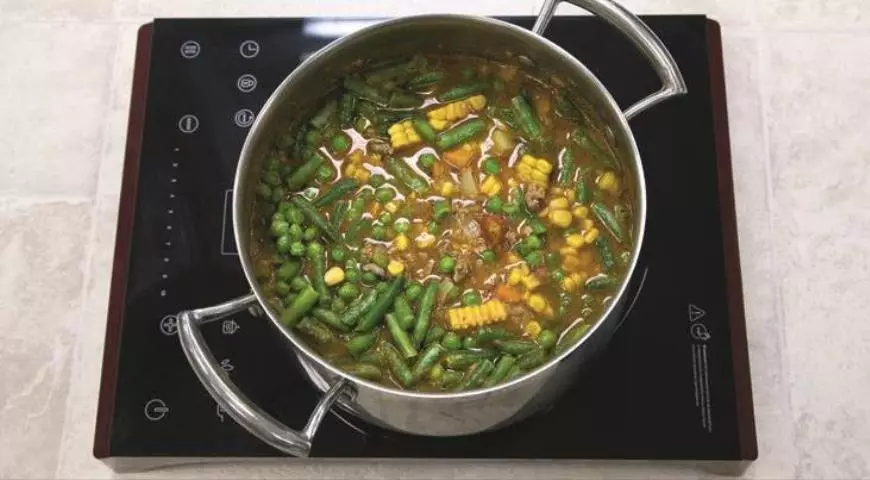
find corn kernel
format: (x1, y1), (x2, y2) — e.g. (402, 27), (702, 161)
(551, 187), (564, 196)
(562, 276), (578, 292)
(563, 254), (582, 272)
(549, 209), (573, 228)
(577, 249), (595, 268)
(508, 268), (523, 286)
(565, 234), (585, 248)
(394, 234), (410, 251)
(524, 321), (542, 339)
(531, 170), (549, 183)
(565, 189), (576, 202)
(519, 264), (530, 275)
(560, 246), (578, 257)
(573, 206), (589, 219)
(439, 181), (456, 197)
(324, 267), (345, 286)
(480, 176), (502, 197)
(535, 159), (553, 173)
(430, 118), (449, 131)
(527, 294), (547, 313)
(583, 218), (595, 231)
(467, 94), (487, 111)
(584, 228), (600, 244)
(597, 171), (618, 193)
(521, 275), (541, 291)
(384, 201), (399, 214)
(549, 197), (570, 209)
(387, 260), (405, 276)
(415, 232), (436, 249)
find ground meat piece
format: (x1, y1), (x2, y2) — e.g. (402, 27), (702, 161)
(417, 258), (435, 278)
(368, 138), (393, 155)
(508, 304), (534, 324)
(453, 256), (472, 283)
(502, 229), (519, 251)
(525, 184), (546, 212)
(480, 215), (505, 246)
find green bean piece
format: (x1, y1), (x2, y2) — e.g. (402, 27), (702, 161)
(263, 170), (282, 187)
(304, 129), (322, 147)
(586, 274), (617, 291)
(279, 285), (319, 328)
(344, 76), (389, 105)
(308, 245), (330, 303)
(339, 289), (379, 327)
(412, 117), (437, 142)
(355, 277), (405, 333)
(384, 156), (429, 194)
(338, 93), (357, 127)
(510, 95), (542, 140)
(296, 317), (334, 344)
(386, 313), (418, 359)
(290, 196), (339, 243)
(388, 91), (423, 108)
(407, 71), (444, 90)
(346, 331), (378, 356)
(411, 343), (444, 383)
(494, 340), (538, 355)
(344, 191), (373, 239)
(460, 290), (482, 307)
(289, 277), (309, 292)
(312, 179), (359, 208)
(593, 237), (617, 273)
(381, 342), (414, 388)
(275, 280), (291, 296)
(441, 332), (462, 351)
(462, 336), (478, 350)
(435, 118), (486, 150)
(341, 363), (382, 381)
(411, 280), (438, 348)
(557, 147), (576, 186)
(285, 151), (325, 191)
(424, 325), (446, 346)
(309, 100), (337, 128)
(515, 348), (547, 370)
(440, 370), (463, 389)
(393, 296), (415, 330)
(575, 173), (590, 204)
(591, 201), (626, 244)
(418, 152), (438, 172)
(503, 364), (523, 382)
(454, 359), (494, 391)
(553, 323), (592, 356)
(331, 297), (347, 312)
(537, 330), (558, 350)
(311, 307), (350, 332)
(443, 350), (491, 370)
(488, 106), (518, 130)
(483, 355), (517, 387)
(428, 364), (444, 382)
(357, 349), (382, 366)
(365, 60), (417, 84)
(437, 82), (486, 102)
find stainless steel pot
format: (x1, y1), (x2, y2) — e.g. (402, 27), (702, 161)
(177, 0), (686, 457)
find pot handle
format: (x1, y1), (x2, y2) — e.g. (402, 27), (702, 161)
(177, 294), (354, 457)
(532, 0), (687, 120)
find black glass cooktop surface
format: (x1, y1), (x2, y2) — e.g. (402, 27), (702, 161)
(95, 15), (756, 463)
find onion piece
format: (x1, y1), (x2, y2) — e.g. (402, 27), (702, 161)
(460, 169), (478, 197)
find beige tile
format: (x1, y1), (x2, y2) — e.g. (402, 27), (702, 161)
(720, 34), (797, 477)
(97, 24), (142, 198)
(0, 23), (116, 197)
(553, 0), (755, 29)
(0, 0), (112, 20)
(55, 196), (120, 480)
(0, 199), (92, 479)
(764, 32), (870, 479)
(760, 0), (870, 31)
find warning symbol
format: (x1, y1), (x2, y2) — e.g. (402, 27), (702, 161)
(688, 304), (706, 322)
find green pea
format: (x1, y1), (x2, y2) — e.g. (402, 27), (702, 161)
(290, 277), (309, 291)
(378, 212), (394, 225)
(461, 290), (482, 306)
(270, 220), (290, 237)
(525, 235), (542, 249)
(277, 200), (293, 214)
(427, 221), (439, 234)
(525, 251), (544, 268)
(405, 282), (423, 302)
(256, 183), (272, 199)
(286, 206), (304, 225)
(276, 235), (293, 253)
(339, 283), (360, 300)
(375, 187), (396, 204)
(290, 242), (306, 257)
(369, 174), (386, 188)
(502, 204), (519, 215)
(331, 297), (347, 312)
(481, 157), (501, 175)
(438, 256), (456, 273)
(265, 156), (281, 170)
(375, 282), (388, 293)
(484, 197), (503, 213)
(275, 280), (291, 296)
(263, 170), (282, 186)
(331, 247), (346, 263)
(429, 363), (444, 382)
(393, 219), (410, 233)
(551, 269), (566, 282)
(418, 153), (438, 171)
(433, 199), (451, 220)
(305, 129), (321, 145)
(372, 249), (390, 268)
(345, 268), (360, 283)
(538, 330), (557, 350)
(361, 271), (378, 285)
(303, 226), (318, 241)
(307, 241), (324, 258)
(372, 225), (387, 241)
(271, 186), (285, 203)
(480, 249), (496, 263)
(331, 133), (350, 153)
(316, 165), (335, 182)
(441, 332), (462, 350)
(462, 336), (477, 349)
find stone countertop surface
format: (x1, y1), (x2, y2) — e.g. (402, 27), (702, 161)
(1, 0), (868, 478)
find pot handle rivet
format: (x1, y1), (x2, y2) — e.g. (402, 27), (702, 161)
(532, 0), (687, 119)
(177, 294), (355, 457)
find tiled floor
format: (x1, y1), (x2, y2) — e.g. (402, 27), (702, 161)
(0, 0), (868, 478)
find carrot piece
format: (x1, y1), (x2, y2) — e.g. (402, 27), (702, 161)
(495, 284), (524, 303)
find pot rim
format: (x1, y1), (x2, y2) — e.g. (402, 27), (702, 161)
(234, 13), (647, 400)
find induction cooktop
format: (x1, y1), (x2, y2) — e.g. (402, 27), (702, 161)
(94, 15), (756, 471)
